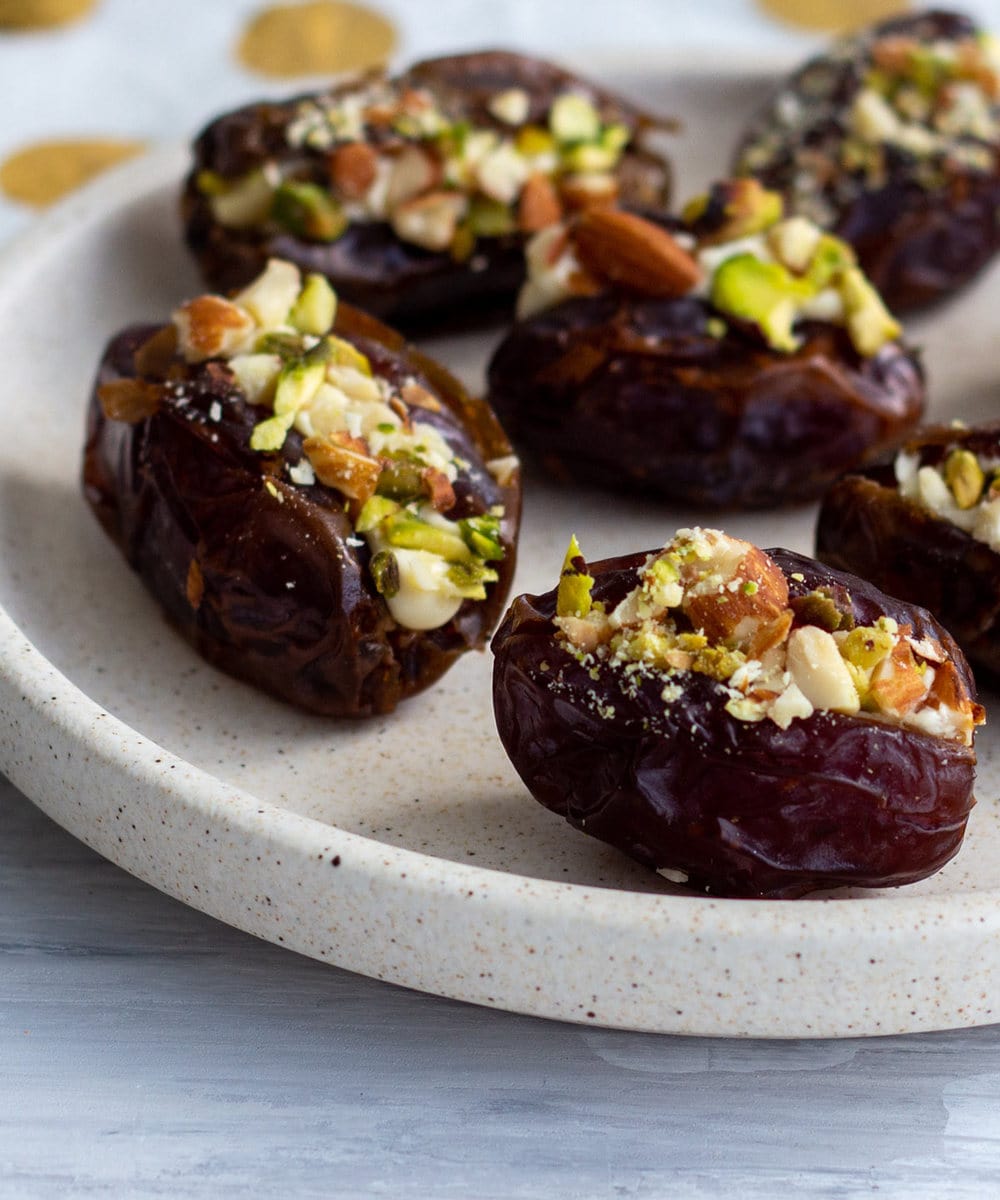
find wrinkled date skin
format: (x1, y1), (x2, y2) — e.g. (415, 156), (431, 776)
(82, 305), (521, 718)
(486, 294), (924, 508)
(733, 11), (1000, 313)
(817, 422), (1000, 677)
(492, 549), (977, 898)
(181, 51), (672, 331)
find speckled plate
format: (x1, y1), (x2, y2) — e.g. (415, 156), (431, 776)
(3, 67), (1000, 1039)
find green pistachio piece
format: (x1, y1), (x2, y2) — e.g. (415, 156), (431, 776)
(944, 448), (986, 509)
(249, 413), (294, 453)
(356, 495), (401, 533)
(515, 125), (556, 157)
(376, 459), (426, 503)
(205, 168), (276, 228)
(556, 534), (595, 619)
(839, 266), (901, 357)
(549, 92), (601, 143)
(840, 624), (894, 672)
(459, 513), (505, 561)
(382, 512), (471, 562)
(710, 253), (813, 353)
(790, 587), (854, 633)
(369, 550), (401, 598)
(326, 335), (372, 375)
(289, 273), (338, 335)
(256, 331), (308, 359)
(467, 197), (517, 237)
(271, 181), (348, 241)
(804, 234), (856, 291)
(446, 560), (500, 599)
(273, 358), (326, 418)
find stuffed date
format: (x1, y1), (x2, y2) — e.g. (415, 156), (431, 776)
(733, 9), (1000, 313)
(486, 181), (924, 508)
(181, 50), (673, 330)
(817, 421), (1000, 676)
(82, 259), (520, 717)
(492, 527), (982, 898)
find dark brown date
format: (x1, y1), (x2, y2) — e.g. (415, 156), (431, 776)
(82, 304), (520, 718)
(492, 548), (977, 898)
(181, 51), (673, 332)
(486, 294), (924, 508)
(733, 11), (1000, 313)
(817, 422), (1000, 676)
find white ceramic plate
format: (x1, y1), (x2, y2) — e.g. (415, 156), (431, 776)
(3, 68), (1000, 1039)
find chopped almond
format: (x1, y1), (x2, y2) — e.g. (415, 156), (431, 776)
(303, 432), (381, 502)
(518, 173), (563, 232)
(132, 324), (178, 377)
(869, 640), (930, 715)
(421, 467), (456, 512)
(390, 190), (466, 252)
(385, 145), (440, 210)
(328, 142), (379, 199)
(98, 378), (163, 423)
(401, 379), (442, 413)
(173, 295), (255, 362)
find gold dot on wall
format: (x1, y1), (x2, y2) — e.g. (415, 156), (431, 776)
(237, 1), (397, 78)
(0, 0), (98, 29)
(0, 139), (146, 207)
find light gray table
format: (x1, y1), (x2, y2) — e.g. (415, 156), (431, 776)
(3, 772), (1000, 1199)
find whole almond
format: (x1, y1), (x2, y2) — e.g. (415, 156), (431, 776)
(572, 209), (701, 297)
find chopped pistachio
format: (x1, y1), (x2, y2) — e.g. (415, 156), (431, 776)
(549, 92), (601, 143)
(943, 448), (986, 510)
(467, 196), (517, 237)
(271, 181), (348, 241)
(356, 495), (401, 533)
(447, 560), (500, 599)
(790, 587), (853, 632)
(515, 125), (556, 158)
(250, 413), (294, 452)
(205, 168), (277, 228)
(804, 234), (856, 291)
(376, 459), (425, 503)
(382, 511), (471, 562)
(369, 549), (400, 598)
(840, 624), (895, 672)
(289, 273), (337, 335)
(556, 535), (595, 619)
(839, 266), (901, 357)
(710, 253), (812, 353)
(273, 357), (326, 418)
(459, 513), (504, 561)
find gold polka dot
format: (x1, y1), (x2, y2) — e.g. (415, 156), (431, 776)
(0, 138), (146, 208)
(237, 1), (397, 79)
(0, 0), (98, 29)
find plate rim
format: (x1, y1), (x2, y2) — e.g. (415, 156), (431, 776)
(3, 127), (1000, 1040)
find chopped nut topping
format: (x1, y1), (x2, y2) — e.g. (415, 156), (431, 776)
(553, 528), (981, 744)
(98, 378), (163, 423)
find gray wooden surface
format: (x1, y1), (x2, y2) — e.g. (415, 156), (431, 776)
(3, 773), (1000, 1199)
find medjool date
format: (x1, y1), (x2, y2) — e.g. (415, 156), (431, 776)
(83, 259), (520, 717)
(817, 421), (1000, 676)
(487, 191), (923, 508)
(492, 528), (981, 898)
(733, 10), (1000, 312)
(181, 50), (673, 331)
